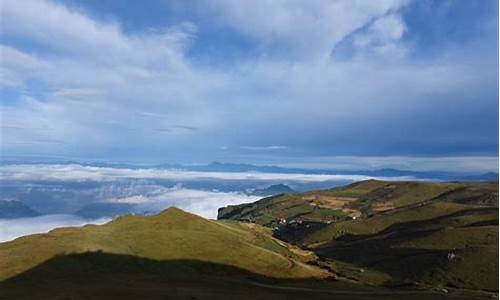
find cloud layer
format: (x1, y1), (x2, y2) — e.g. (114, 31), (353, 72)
(0, 164), (406, 182)
(112, 187), (262, 219)
(0, 189), (257, 242)
(0, 214), (110, 243)
(1, 0), (498, 165)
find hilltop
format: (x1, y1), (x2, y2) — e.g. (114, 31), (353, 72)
(0, 207), (323, 282)
(246, 184), (296, 196)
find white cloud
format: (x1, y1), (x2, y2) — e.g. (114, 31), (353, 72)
(115, 187), (262, 219)
(241, 145), (289, 151)
(198, 0), (409, 59)
(0, 164), (413, 182)
(107, 195), (150, 204)
(1, 0), (196, 66)
(0, 45), (48, 88)
(0, 214), (110, 243)
(352, 13), (407, 58)
(0, 0), (496, 162)
(371, 13), (406, 41)
(1, 0), (218, 153)
(0, 189), (258, 242)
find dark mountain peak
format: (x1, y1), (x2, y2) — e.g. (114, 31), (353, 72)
(0, 200), (40, 219)
(249, 184), (296, 196)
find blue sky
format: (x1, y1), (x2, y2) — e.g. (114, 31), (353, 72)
(0, 0), (498, 171)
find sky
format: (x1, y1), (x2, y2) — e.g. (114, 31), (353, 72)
(0, 0), (498, 171)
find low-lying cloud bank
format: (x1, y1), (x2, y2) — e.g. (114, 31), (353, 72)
(0, 164), (413, 182)
(0, 163), (417, 242)
(107, 187), (262, 219)
(0, 214), (110, 243)
(0, 187), (262, 242)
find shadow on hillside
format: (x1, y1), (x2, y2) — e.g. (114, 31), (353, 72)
(314, 208), (499, 288)
(0, 251), (491, 300)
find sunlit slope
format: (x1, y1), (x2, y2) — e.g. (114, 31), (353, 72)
(218, 180), (497, 226)
(218, 180), (498, 291)
(0, 207), (326, 281)
(299, 181), (498, 247)
(300, 202), (480, 244)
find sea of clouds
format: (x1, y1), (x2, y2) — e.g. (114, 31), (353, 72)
(106, 186), (263, 219)
(0, 163), (415, 243)
(0, 214), (110, 243)
(0, 164), (409, 182)
(0, 187), (261, 243)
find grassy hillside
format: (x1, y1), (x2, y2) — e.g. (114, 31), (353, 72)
(300, 182), (498, 291)
(0, 207), (494, 300)
(308, 206), (498, 291)
(0, 180), (497, 299)
(219, 180), (497, 227)
(0, 207), (325, 282)
(1, 253), (492, 300)
(217, 192), (353, 228)
(218, 180), (498, 291)
(301, 202), (475, 244)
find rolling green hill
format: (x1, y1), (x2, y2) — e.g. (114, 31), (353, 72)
(218, 180), (499, 291)
(306, 203), (498, 290)
(218, 180), (497, 227)
(0, 207), (324, 282)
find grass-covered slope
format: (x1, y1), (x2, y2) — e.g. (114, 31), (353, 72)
(218, 180), (497, 227)
(309, 205), (498, 291)
(0, 207), (325, 282)
(0, 180), (497, 299)
(2, 253), (492, 300)
(3, 207), (492, 300)
(218, 180), (498, 291)
(297, 182), (498, 291)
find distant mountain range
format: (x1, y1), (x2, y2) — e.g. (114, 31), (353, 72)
(2, 160), (497, 181)
(0, 200), (40, 219)
(75, 202), (136, 219)
(245, 184), (296, 196)
(191, 162), (498, 181)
